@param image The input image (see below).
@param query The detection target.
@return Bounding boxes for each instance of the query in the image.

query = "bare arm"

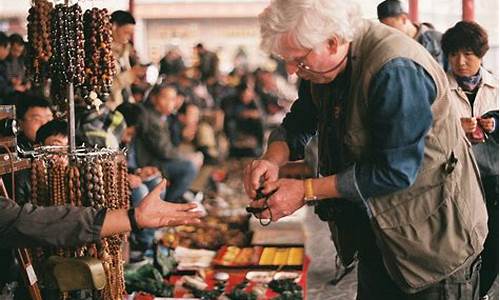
[262,141,291,167]
[101,179,201,237]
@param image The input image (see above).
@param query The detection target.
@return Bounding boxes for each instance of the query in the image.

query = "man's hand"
[479,117,495,133]
[135,179,202,228]
[135,166,161,181]
[249,178,305,221]
[128,174,143,189]
[243,159,279,199]
[460,117,477,133]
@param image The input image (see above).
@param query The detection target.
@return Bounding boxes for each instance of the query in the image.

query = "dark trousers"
[480,175,499,298]
[162,158,197,202]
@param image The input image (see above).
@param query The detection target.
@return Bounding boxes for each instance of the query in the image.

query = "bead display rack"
[25,1,127,299]
[29,148,130,300]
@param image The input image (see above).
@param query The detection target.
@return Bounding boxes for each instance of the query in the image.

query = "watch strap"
[303,178,318,205]
[128,208,142,232]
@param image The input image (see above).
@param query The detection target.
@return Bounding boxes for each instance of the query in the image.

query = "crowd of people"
[0,9,297,251]
[0,0,497,299]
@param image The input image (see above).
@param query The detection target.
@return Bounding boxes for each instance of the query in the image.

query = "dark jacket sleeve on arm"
[268,80,319,161]
[138,107,179,160]
[0,197,106,248]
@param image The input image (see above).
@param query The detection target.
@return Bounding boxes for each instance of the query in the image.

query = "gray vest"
[311,20,487,293]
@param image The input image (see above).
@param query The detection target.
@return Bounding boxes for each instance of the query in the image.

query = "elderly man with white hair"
[243,0,487,299]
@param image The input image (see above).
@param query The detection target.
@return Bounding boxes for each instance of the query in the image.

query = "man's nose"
[286,63,298,75]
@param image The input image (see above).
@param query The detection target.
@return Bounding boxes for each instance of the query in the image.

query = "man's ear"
[400,14,410,25]
[326,37,339,55]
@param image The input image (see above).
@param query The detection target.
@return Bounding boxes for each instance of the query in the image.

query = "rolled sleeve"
[268,126,287,144]
[336,164,366,202]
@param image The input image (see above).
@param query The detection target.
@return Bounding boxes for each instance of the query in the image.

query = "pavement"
[202,160,359,299]
[303,206,357,300]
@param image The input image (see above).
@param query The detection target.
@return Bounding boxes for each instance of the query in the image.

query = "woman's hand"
[135,166,161,180]
[128,174,143,189]
[460,117,477,133]
[479,117,495,133]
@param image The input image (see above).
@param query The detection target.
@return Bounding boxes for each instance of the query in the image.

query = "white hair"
[259,0,363,54]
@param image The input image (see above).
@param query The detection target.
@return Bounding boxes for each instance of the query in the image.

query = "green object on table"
[226,279,257,300]
[154,244,177,276]
[124,264,173,297]
[269,278,303,300]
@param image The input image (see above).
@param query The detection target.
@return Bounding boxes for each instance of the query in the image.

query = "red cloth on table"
[169,256,310,299]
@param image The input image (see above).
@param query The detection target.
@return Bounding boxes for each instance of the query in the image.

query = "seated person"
[5,96,52,205]
[176,102,205,169]
[35,119,68,146]
[223,80,264,157]
[16,95,53,151]
[117,102,164,250]
[178,102,221,165]
[135,84,197,202]
[75,104,126,150]
[117,102,163,194]
[15,120,68,205]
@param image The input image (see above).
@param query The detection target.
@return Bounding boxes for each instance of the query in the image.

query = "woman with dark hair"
[442,21,498,299]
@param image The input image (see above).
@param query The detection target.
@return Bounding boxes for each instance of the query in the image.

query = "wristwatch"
[303,178,318,205]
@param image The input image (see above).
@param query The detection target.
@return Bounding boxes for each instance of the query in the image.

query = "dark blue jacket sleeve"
[268,80,318,161]
[337,58,436,203]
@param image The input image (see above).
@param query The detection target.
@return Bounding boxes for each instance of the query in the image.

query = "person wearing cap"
[377,0,447,69]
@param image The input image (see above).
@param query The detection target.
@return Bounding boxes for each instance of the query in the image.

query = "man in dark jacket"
[377,0,447,69]
[194,43,219,82]
[135,84,197,202]
[5,34,28,92]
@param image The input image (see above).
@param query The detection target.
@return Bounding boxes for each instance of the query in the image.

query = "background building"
[0,0,498,74]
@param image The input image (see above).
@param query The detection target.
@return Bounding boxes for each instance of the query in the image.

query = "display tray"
[168,257,309,300]
[212,245,305,270]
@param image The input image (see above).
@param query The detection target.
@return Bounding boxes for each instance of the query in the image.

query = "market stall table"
[168,256,309,299]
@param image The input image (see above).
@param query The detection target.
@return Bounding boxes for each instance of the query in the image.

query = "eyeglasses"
[277,49,314,72]
[277,47,349,76]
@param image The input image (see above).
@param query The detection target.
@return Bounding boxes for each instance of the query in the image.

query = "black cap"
[377,0,406,20]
